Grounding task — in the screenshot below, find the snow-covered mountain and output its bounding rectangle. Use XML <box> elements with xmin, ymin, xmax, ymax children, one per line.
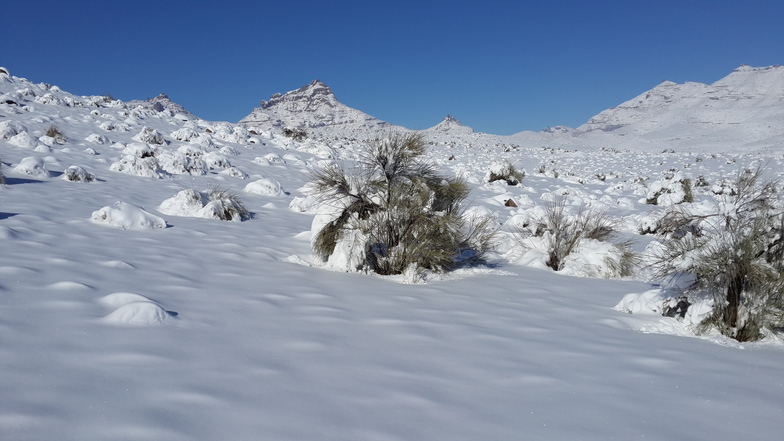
<box><xmin>426</xmin><ymin>114</ymin><xmax>474</xmax><ymax>134</ymax></box>
<box><xmin>566</xmin><ymin>64</ymin><xmax>784</xmax><ymax>151</ymax></box>
<box><xmin>238</xmin><ymin>80</ymin><xmax>399</xmax><ymax>135</ymax></box>
<box><xmin>238</xmin><ymin>65</ymin><xmax>784</xmax><ymax>153</ymax></box>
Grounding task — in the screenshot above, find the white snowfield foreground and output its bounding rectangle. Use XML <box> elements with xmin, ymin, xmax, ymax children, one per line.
<box><xmin>1</xmin><ymin>66</ymin><xmax>783</xmax><ymax>440</ymax></box>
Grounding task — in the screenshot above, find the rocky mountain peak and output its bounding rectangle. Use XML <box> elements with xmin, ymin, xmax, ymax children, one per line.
<box><xmin>427</xmin><ymin>114</ymin><xmax>474</xmax><ymax>134</ymax></box>
<box><xmin>128</xmin><ymin>93</ymin><xmax>194</xmax><ymax>119</ymax></box>
<box><xmin>239</xmin><ymin>80</ymin><xmax>395</xmax><ymax>134</ymax></box>
<box><xmin>259</xmin><ymin>79</ymin><xmax>337</xmax><ymax>111</ymax></box>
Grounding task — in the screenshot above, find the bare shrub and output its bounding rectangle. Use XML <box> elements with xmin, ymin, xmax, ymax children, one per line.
<box><xmin>650</xmin><ymin>167</ymin><xmax>784</xmax><ymax>341</ymax></box>
<box><xmin>311</xmin><ymin>132</ymin><xmax>494</xmax><ymax>275</ymax></box>
<box><xmin>681</xmin><ymin>178</ymin><xmax>695</xmax><ymax>203</ymax></box>
<box><xmin>487</xmin><ymin>162</ymin><xmax>524</xmax><ymax>185</ymax></box>
<box><xmin>517</xmin><ymin>198</ymin><xmax>635</xmax><ymax>277</ymax></box>
<box><xmin>45</xmin><ymin>125</ymin><xmax>65</xmax><ymax>143</ymax></box>
<box><xmin>63</xmin><ymin>165</ymin><xmax>96</xmax><ymax>182</ymax></box>
<box><xmin>283</xmin><ymin>127</ymin><xmax>307</xmax><ymax>142</ymax></box>
<box><xmin>204</xmin><ymin>185</ymin><xmax>250</xmax><ymax>221</ymax></box>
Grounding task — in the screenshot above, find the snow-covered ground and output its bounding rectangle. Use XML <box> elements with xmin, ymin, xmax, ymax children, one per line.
<box><xmin>2</xmin><ymin>68</ymin><xmax>783</xmax><ymax>440</ymax></box>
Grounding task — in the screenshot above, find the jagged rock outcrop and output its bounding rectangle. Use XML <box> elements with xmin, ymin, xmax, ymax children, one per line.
<box><xmin>238</xmin><ymin>80</ymin><xmax>396</xmax><ymax>135</ymax></box>
<box><xmin>128</xmin><ymin>93</ymin><xmax>195</xmax><ymax>120</ymax></box>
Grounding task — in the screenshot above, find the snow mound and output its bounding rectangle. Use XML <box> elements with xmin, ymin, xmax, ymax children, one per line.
<box><xmin>100</xmin><ymin>292</ymin><xmax>176</xmax><ymax>326</ymax></box>
<box><xmin>47</xmin><ymin>281</ymin><xmax>93</xmax><ymax>291</ymax></box>
<box><xmin>13</xmin><ymin>157</ymin><xmax>50</xmax><ymax>178</ymax></box>
<box><xmin>9</xmin><ymin>131</ymin><xmax>38</xmax><ymax>149</ymax></box>
<box><xmin>289</xmin><ymin>195</ymin><xmax>320</xmax><ymax>213</ymax></box>
<box><xmin>244</xmin><ymin>178</ymin><xmax>283</xmax><ymax>196</ymax></box>
<box><xmin>99</xmin><ymin>292</ymin><xmax>159</xmax><ymax>308</ymax></box>
<box><xmin>90</xmin><ymin>201</ymin><xmax>167</xmax><ymax>230</ymax></box>
<box><xmin>103</xmin><ymin>301</ymin><xmax>171</xmax><ymax>325</ymax></box>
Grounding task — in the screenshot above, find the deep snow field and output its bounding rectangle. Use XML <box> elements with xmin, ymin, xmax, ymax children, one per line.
<box><xmin>2</xmin><ymin>71</ymin><xmax>784</xmax><ymax>441</ymax></box>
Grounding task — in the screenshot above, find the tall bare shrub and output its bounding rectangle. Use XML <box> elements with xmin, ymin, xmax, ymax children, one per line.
<box><xmin>311</xmin><ymin>133</ymin><xmax>493</xmax><ymax>275</ymax></box>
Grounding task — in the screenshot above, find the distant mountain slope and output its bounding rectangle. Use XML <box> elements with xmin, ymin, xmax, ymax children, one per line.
<box><xmin>238</xmin><ymin>80</ymin><xmax>399</xmax><ymax>135</ymax></box>
<box><xmin>567</xmin><ymin>65</ymin><xmax>784</xmax><ymax>151</ymax></box>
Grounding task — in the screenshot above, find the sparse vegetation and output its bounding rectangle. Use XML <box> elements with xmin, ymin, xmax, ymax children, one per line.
<box><xmin>45</xmin><ymin>125</ymin><xmax>65</xmax><ymax>143</ymax></box>
<box><xmin>310</xmin><ymin>132</ymin><xmax>493</xmax><ymax>275</ymax></box>
<box><xmin>646</xmin><ymin>173</ymin><xmax>693</xmax><ymax>205</ymax></box>
<box><xmin>487</xmin><ymin>162</ymin><xmax>524</xmax><ymax>185</ymax></box>
<box><xmin>516</xmin><ymin>198</ymin><xmax>636</xmax><ymax>278</ymax></box>
<box><xmin>204</xmin><ymin>186</ymin><xmax>250</xmax><ymax>221</ymax></box>
<box><xmin>283</xmin><ymin>127</ymin><xmax>307</xmax><ymax>142</ymax></box>
<box><xmin>63</xmin><ymin>165</ymin><xmax>96</xmax><ymax>182</ymax></box>
<box><xmin>681</xmin><ymin>177</ymin><xmax>695</xmax><ymax>203</ymax></box>
<box><xmin>650</xmin><ymin>167</ymin><xmax>784</xmax><ymax>341</ymax></box>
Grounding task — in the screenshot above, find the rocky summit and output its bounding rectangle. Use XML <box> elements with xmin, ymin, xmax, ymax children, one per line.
<box><xmin>238</xmin><ymin>80</ymin><xmax>396</xmax><ymax>135</ymax></box>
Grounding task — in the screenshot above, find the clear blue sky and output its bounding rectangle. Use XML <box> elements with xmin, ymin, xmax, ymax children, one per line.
<box><xmin>2</xmin><ymin>0</ymin><xmax>782</xmax><ymax>135</ymax></box>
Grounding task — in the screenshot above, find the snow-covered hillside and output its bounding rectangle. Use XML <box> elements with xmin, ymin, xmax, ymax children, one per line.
<box><xmin>556</xmin><ymin>64</ymin><xmax>784</xmax><ymax>152</ymax></box>
<box><xmin>2</xmin><ymin>66</ymin><xmax>784</xmax><ymax>441</ymax></box>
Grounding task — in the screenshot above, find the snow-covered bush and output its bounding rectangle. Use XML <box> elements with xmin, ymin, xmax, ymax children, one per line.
<box><xmin>158</xmin><ymin>152</ymin><xmax>208</xmax><ymax>175</ymax></box>
<box><xmin>13</xmin><ymin>157</ymin><xmax>50</xmax><ymax>178</ymax></box>
<box><xmin>515</xmin><ymin>199</ymin><xmax>635</xmax><ymax>278</ymax></box>
<box><xmin>62</xmin><ymin>165</ymin><xmax>96</xmax><ymax>182</ymax></box>
<box><xmin>99</xmin><ymin>121</ymin><xmax>129</xmax><ymax>132</ymax></box>
<box><xmin>645</xmin><ymin>173</ymin><xmax>694</xmax><ymax>206</ymax></box>
<box><xmin>258</xmin><ymin>153</ymin><xmax>284</xmax><ymax>165</ymax></box>
<box><xmin>486</xmin><ymin>161</ymin><xmax>524</xmax><ymax>186</ymax></box>
<box><xmin>0</xmin><ymin>120</ymin><xmax>26</xmax><ymax>139</ymax></box>
<box><xmin>203</xmin><ymin>152</ymin><xmax>231</xmax><ymax>170</ymax></box>
<box><xmin>9</xmin><ymin>131</ymin><xmax>37</xmax><ymax>149</ymax></box>
<box><xmin>133</xmin><ymin>126</ymin><xmax>166</xmax><ymax>145</ymax></box>
<box><xmin>201</xmin><ymin>187</ymin><xmax>250</xmax><ymax>221</ymax></box>
<box><xmin>310</xmin><ymin>133</ymin><xmax>493</xmax><ymax>275</ymax></box>
<box><xmin>44</xmin><ymin>125</ymin><xmax>65</xmax><ymax>143</ymax></box>
<box><xmin>0</xmin><ymin>157</ymin><xmax>4</xmax><ymax>185</ymax></box>
<box><xmin>85</xmin><ymin>133</ymin><xmax>109</xmax><ymax>144</ymax></box>
<box><xmin>123</xmin><ymin>142</ymin><xmax>156</xmax><ymax>158</ymax></box>
<box><xmin>159</xmin><ymin>187</ymin><xmax>249</xmax><ymax>222</ymax></box>
<box><xmin>109</xmin><ymin>155</ymin><xmax>163</xmax><ymax>179</ymax></box>
<box><xmin>220</xmin><ymin>167</ymin><xmax>248</xmax><ymax>179</ymax></box>
<box><xmin>170</xmin><ymin>127</ymin><xmax>199</xmax><ymax>142</ymax></box>
<box><xmin>649</xmin><ymin>167</ymin><xmax>784</xmax><ymax>341</ymax></box>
